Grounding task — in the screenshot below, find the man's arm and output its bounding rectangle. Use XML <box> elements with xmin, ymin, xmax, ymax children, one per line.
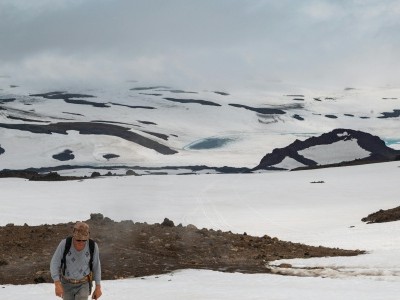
<box><xmin>91</xmin><ymin>242</ymin><xmax>102</xmax><ymax>299</ymax></box>
<box><xmin>50</xmin><ymin>240</ymin><xmax>66</xmax><ymax>298</ymax></box>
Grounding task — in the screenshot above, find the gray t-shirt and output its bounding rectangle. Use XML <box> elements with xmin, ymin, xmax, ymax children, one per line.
<box><xmin>50</xmin><ymin>239</ymin><xmax>101</xmax><ymax>285</ymax></box>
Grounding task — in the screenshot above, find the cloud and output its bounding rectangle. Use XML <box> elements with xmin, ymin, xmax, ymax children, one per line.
<box><xmin>1</xmin><ymin>0</ymin><xmax>400</xmax><ymax>90</ymax></box>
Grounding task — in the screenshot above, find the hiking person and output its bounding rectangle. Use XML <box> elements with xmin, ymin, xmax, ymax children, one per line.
<box><xmin>50</xmin><ymin>221</ymin><xmax>102</xmax><ymax>299</ymax></box>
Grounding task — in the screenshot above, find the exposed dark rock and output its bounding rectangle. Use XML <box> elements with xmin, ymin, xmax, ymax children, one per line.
<box><xmin>52</xmin><ymin>149</ymin><xmax>75</xmax><ymax>161</ymax></box>
<box><xmin>141</xmin><ymin>130</ymin><xmax>169</xmax><ymax>140</ymax></box>
<box><xmin>0</xmin><ymin>170</ymin><xmax>81</xmax><ymax>181</ymax></box>
<box><xmin>362</xmin><ymin>206</ymin><xmax>400</xmax><ymax>223</ymax></box>
<box><xmin>254</xmin><ymin>128</ymin><xmax>400</xmax><ymax>171</ymax></box>
<box><xmin>163</xmin><ymin>90</ymin><xmax>197</xmax><ymax>94</ymax></box>
<box><xmin>62</xmin><ymin>112</ymin><xmax>85</xmax><ymax>116</ymax></box>
<box><xmin>214</xmin><ymin>91</ymin><xmax>230</xmax><ymax>96</ymax></box>
<box><xmin>138</xmin><ymin>120</ymin><xmax>157</xmax><ymax>125</ymax></box>
<box><xmin>130</xmin><ymin>86</ymin><xmax>169</xmax><ymax>90</ymax></box>
<box><xmin>163</xmin><ymin>98</ymin><xmax>221</xmax><ymax>107</ymax></box>
<box><xmin>229</xmin><ymin>104</ymin><xmax>286</xmax><ymax>115</ymax></box>
<box><xmin>344</xmin><ymin>114</ymin><xmax>354</xmax><ymax>117</ymax></box>
<box><xmin>91</xmin><ymin>171</ymin><xmax>101</xmax><ymax>178</ymax></box>
<box><xmin>90</xmin><ymin>213</ymin><xmax>104</xmax><ymax>221</ymax></box>
<box><xmin>0</xmin><ymin>98</ymin><xmax>16</xmax><ymax>103</ymax></box>
<box><xmin>110</xmin><ymin>102</ymin><xmax>156</xmax><ymax>109</ymax></box>
<box><xmin>126</xmin><ymin>169</ymin><xmax>139</xmax><ymax>176</ymax></box>
<box><xmin>292</xmin><ymin>98</ymin><xmax>304</xmax><ymax>101</ymax></box>
<box><xmin>378</xmin><ymin>109</ymin><xmax>400</xmax><ymax>118</ymax></box>
<box><xmin>30</xmin><ymin>92</ymin><xmax>96</xmax><ymax>99</ymax></box>
<box><xmin>292</xmin><ymin>114</ymin><xmax>304</xmax><ymax>121</ymax></box>
<box><xmin>161</xmin><ymin>218</ymin><xmax>175</xmax><ymax>227</ymax></box>
<box><xmin>64</xmin><ymin>99</ymin><xmax>110</xmax><ymax>108</ymax></box>
<box><xmin>103</xmin><ymin>154</ymin><xmax>120</xmax><ymax>160</ymax></box>
<box><xmin>7</xmin><ymin>116</ymin><xmax>49</xmax><ymax>123</ymax></box>
<box><xmin>0</xmin><ymin>122</ymin><xmax>178</xmax><ymax>155</ymax></box>
<box><xmin>0</xmin><ymin>145</ymin><xmax>4</xmax><ymax>155</ymax></box>
<box><xmin>138</xmin><ymin>93</ymin><xmax>163</xmax><ymax>96</ymax></box>
<box><xmin>325</xmin><ymin>114</ymin><xmax>338</xmax><ymax>119</ymax></box>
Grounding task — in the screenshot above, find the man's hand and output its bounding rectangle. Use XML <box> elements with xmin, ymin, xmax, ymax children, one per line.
<box><xmin>92</xmin><ymin>285</ymin><xmax>102</xmax><ymax>299</ymax></box>
<box><xmin>54</xmin><ymin>281</ymin><xmax>63</xmax><ymax>298</ymax></box>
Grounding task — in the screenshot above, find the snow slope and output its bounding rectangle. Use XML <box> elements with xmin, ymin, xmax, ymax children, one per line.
<box><xmin>1</xmin><ymin>161</ymin><xmax>400</xmax><ymax>299</ymax></box>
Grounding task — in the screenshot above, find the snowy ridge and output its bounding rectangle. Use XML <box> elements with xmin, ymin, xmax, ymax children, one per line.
<box><xmin>1</xmin><ymin>84</ymin><xmax>400</xmax><ymax>176</ymax></box>
<box><xmin>255</xmin><ymin>129</ymin><xmax>400</xmax><ymax>171</ymax></box>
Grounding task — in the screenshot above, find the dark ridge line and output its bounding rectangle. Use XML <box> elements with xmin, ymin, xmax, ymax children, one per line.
<box><xmin>1</xmin><ymin>165</ymin><xmax>252</xmax><ymax>174</ymax></box>
<box><xmin>63</xmin><ymin>112</ymin><xmax>85</xmax><ymax>116</ymax></box>
<box><xmin>30</xmin><ymin>92</ymin><xmax>96</xmax><ymax>99</ymax></box>
<box><xmin>158</xmin><ymin>90</ymin><xmax>198</xmax><ymax>94</ymax></box>
<box><xmin>0</xmin><ymin>98</ymin><xmax>16</xmax><ymax>103</ymax></box>
<box><xmin>64</xmin><ymin>99</ymin><xmax>110</xmax><ymax>108</ymax></box>
<box><xmin>6</xmin><ymin>116</ymin><xmax>49</xmax><ymax>123</ymax></box>
<box><xmin>91</xmin><ymin>120</ymin><xmax>140</xmax><ymax>127</ymax></box>
<box><xmin>138</xmin><ymin>120</ymin><xmax>157</xmax><ymax>125</ymax></box>
<box><xmin>163</xmin><ymin>98</ymin><xmax>221</xmax><ymax>107</ymax></box>
<box><xmin>344</xmin><ymin>114</ymin><xmax>354</xmax><ymax>117</ymax></box>
<box><xmin>138</xmin><ymin>93</ymin><xmax>163</xmax><ymax>96</ymax></box>
<box><xmin>286</xmin><ymin>94</ymin><xmax>304</xmax><ymax>97</ymax></box>
<box><xmin>213</xmin><ymin>91</ymin><xmax>230</xmax><ymax>96</ymax></box>
<box><xmin>229</xmin><ymin>103</ymin><xmax>286</xmax><ymax>115</ymax></box>
<box><xmin>110</xmin><ymin>102</ymin><xmax>156</xmax><ymax>109</ymax></box>
<box><xmin>0</xmin><ymin>122</ymin><xmax>177</xmax><ymax>155</ymax></box>
<box><xmin>292</xmin><ymin>98</ymin><xmax>304</xmax><ymax>101</ymax></box>
<box><xmin>130</xmin><ymin>86</ymin><xmax>169</xmax><ymax>91</ymax></box>
<box><xmin>141</xmin><ymin>130</ymin><xmax>169</xmax><ymax>140</ymax></box>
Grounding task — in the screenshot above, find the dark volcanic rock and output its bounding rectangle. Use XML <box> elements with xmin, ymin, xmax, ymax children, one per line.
<box><xmin>325</xmin><ymin>114</ymin><xmax>338</xmax><ymax>119</ymax></box>
<box><xmin>292</xmin><ymin>114</ymin><xmax>304</xmax><ymax>121</ymax></box>
<box><xmin>254</xmin><ymin>128</ymin><xmax>400</xmax><ymax>171</ymax></box>
<box><xmin>0</xmin><ymin>98</ymin><xmax>16</xmax><ymax>103</ymax></box>
<box><xmin>53</xmin><ymin>149</ymin><xmax>75</xmax><ymax>161</ymax></box>
<box><xmin>0</xmin><ymin>145</ymin><xmax>4</xmax><ymax>155</ymax></box>
<box><xmin>362</xmin><ymin>206</ymin><xmax>400</xmax><ymax>223</ymax></box>
<box><xmin>229</xmin><ymin>104</ymin><xmax>286</xmax><ymax>115</ymax></box>
<box><xmin>103</xmin><ymin>154</ymin><xmax>120</xmax><ymax>160</ymax></box>
<box><xmin>110</xmin><ymin>102</ymin><xmax>156</xmax><ymax>110</ymax></box>
<box><xmin>0</xmin><ymin>122</ymin><xmax>178</xmax><ymax>155</ymax></box>
<box><xmin>163</xmin><ymin>98</ymin><xmax>221</xmax><ymax>107</ymax></box>
<box><xmin>378</xmin><ymin>109</ymin><xmax>400</xmax><ymax>118</ymax></box>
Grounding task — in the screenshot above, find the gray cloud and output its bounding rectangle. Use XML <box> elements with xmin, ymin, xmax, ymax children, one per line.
<box><xmin>1</xmin><ymin>0</ymin><xmax>400</xmax><ymax>90</ymax></box>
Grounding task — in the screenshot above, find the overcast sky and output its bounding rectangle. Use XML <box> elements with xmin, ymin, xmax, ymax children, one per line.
<box><xmin>1</xmin><ymin>0</ymin><xmax>400</xmax><ymax>90</ymax></box>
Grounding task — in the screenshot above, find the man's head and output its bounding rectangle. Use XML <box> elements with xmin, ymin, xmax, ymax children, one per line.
<box><xmin>73</xmin><ymin>221</ymin><xmax>90</xmax><ymax>241</ymax></box>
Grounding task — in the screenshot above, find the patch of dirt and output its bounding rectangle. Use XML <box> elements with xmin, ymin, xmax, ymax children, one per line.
<box><xmin>362</xmin><ymin>206</ymin><xmax>400</xmax><ymax>223</ymax></box>
<box><xmin>0</xmin><ymin>215</ymin><xmax>365</xmax><ymax>285</ymax></box>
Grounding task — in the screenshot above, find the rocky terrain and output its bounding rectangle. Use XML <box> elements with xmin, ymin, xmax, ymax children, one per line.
<box><xmin>362</xmin><ymin>206</ymin><xmax>400</xmax><ymax>223</ymax></box>
<box><xmin>0</xmin><ymin>214</ymin><xmax>364</xmax><ymax>285</ymax></box>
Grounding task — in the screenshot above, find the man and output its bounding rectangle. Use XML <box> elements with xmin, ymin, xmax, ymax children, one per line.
<box><xmin>50</xmin><ymin>221</ymin><xmax>102</xmax><ymax>299</ymax></box>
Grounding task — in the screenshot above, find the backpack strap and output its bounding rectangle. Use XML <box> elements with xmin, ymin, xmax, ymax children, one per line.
<box><xmin>88</xmin><ymin>239</ymin><xmax>95</xmax><ymax>271</ymax></box>
<box><xmin>61</xmin><ymin>236</ymin><xmax>73</xmax><ymax>275</ymax></box>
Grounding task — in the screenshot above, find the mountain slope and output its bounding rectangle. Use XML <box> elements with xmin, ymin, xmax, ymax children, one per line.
<box><xmin>254</xmin><ymin>129</ymin><xmax>400</xmax><ymax>171</ymax></box>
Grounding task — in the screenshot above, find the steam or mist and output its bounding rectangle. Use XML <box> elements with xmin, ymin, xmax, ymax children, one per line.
<box><xmin>1</xmin><ymin>0</ymin><xmax>400</xmax><ymax>90</ymax></box>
